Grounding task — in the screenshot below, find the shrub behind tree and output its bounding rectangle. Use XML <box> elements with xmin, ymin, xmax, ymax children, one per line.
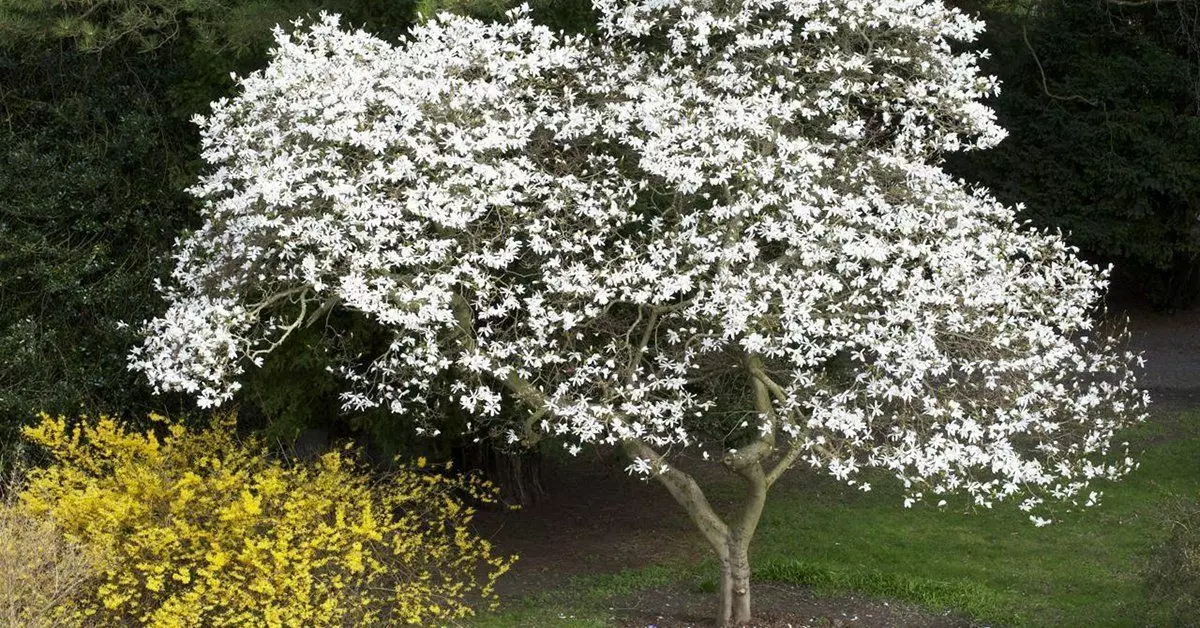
<box><xmin>950</xmin><ymin>0</ymin><xmax>1200</xmax><ymax>308</ymax></box>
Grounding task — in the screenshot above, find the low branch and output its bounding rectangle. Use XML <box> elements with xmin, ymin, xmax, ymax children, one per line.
<box><xmin>723</xmin><ymin>354</ymin><xmax>779</xmax><ymax>470</ymax></box>
<box><xmin>505</xmin><ymin>369</ymin><xmax>550</xmax><ymax>414</ymax></box>
<box><xmin>304</xmin><ymin>295</ymin><xmax>340</xmax><ymax>328</ymax></box>
<box><xmin>246</xmin><ymin>286</ymin><xmax>307</xmax><ymax>318</ymax></box>
<box><xmin>623</xmin><ymin>439</ymin><xmax>730</xmax><ymax>552</ymax></box>
<box><xmin>750</xmin><ymin>367</ymin><xmax>790</xmax><ymax>405</ymax></box>
<box><xmin>650</xmin><ymin>297</ymin><xmax>695</xmax><ymax>314</ymax></box>
<box><xmin>765</xmin><ymin>443</ymin><xmax>804</xmax><ymax>487</ymax></box>
<box><xmin>248</xmin><ymin>291</ymin><xmax>310</xmax><ymax>359</ymax></box>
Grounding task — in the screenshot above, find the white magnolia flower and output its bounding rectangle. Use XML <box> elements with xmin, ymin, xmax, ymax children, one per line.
<box><xmin>133</xmin><ymin>0</ymin><xmax>1146</xmax><ymax>519</ymax></box>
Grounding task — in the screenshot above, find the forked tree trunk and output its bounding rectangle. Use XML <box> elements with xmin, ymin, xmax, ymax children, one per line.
<box><xmin>622</xmin><ymin>440</ymin><xmax>768</xmax><ymax>627</ymax></box>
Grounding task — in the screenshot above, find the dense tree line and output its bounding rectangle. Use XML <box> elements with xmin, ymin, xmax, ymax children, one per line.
<box><xmin>0</xmin><ymin>0</ymin><xmax>422</xmax><ymax>449</ymax></box>
<box><xmin>952</xmin><ymin>0</ymin><xmax>1200</xmax><ymax>308</ymax></box>
<box><xmin>0</xmin><ymin>0</ymin><xmax>1194</xmax><ymax>450</ymax></box>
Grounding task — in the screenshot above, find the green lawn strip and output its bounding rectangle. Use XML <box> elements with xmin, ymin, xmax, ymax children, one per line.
<box><xmin>748</xmin><ymin>414</ymin><xmax>1199</xmax><ymax>627</ymax></box>
<box><xmin>470</xmin><ymin>565</ymin><xmax>686</xmax><ymax>627</ymax></box>
<box><xmin>474</xmin><ymin>412</ymin><xmax>1197</xmax><ymax>627</ymax></box>
<box><xmin>688</xmin><ymin>556</ymin><xmax>1005</xmax><ymax>621</ymax></box>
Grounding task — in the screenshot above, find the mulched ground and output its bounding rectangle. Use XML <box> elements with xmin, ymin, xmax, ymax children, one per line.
<box><xmin>1120</xmin><ymin>300</ymin><xmax>1200</xmax><ymax>411</ymax></box>
<box><xmin>473</xmin><ymin>294</ymin><xmax>1199</xmax><ymax>627</ymax></box>
<box><xmin>474</xmin><ymin>448</ymin><xmax>706</xmax><ymax>600</ymax></box>
<box><xmin>614</xmin><ymin>582</ymin><xmax>976</xmax><ymax>627</ymax></box>
<box><xmin>473</xmin><ymin>450</ymin><xmax>986</xmax><ymax>627</ymax></box>
<box><xmin>473</xmin><ymin>452</ymin><xmax>982</xmax><ymax>627</ymax></box>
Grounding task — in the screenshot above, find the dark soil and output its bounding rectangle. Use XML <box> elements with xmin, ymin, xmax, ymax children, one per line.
<box><xmin>615</xmin><ymin>582</ymin><xmax>975</xmax><ymax>627</ymax></box>
<box><xmin>473</xmin><ymin>298</ymin><xmax>1199</xmax><ymax>627</ymax></box>
<box><xmin>475</xmin><ymin>448</ymin><xmax>706</xmax><ymax>600</ymax></box>
<box><xmin>473</xmin><ymin>452</ymin><xmax>980</xmax><ymax>627</ymax></box>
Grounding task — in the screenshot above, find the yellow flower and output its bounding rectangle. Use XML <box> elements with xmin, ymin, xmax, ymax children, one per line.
<box><xmin>19</xmin><ymin>413</ymin><xmax>517</xmax><ymax>626</ymax></box>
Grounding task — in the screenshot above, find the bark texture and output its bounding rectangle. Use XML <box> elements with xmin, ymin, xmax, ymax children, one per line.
<box><xmin>623</xmin><ymin>439</ymin><xmax>770</xmax><ymax>627</ymax></box>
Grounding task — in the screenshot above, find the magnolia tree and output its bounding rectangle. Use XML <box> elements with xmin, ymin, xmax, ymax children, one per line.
<box><xmin>132</xmin><ymin>1</ymin><xmax>1149</xmax><ymax>624</ymax></box>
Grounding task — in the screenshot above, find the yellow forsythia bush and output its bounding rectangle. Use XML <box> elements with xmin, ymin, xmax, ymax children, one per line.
<box><xmin>19</xmin><ymin>413</ymin><xmax>516</xmax><ymax>627</ymax></box>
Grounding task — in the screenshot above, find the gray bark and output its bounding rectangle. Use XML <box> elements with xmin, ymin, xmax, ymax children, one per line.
<box><xmin>623</xmin><ymin>439</ymin><xmax>769</xmax><ymax>627</ymax></box>
<box><xmin>720</xmin><ymin>533</ymin><xmax>753</xmax><ymax>625</ymax></box>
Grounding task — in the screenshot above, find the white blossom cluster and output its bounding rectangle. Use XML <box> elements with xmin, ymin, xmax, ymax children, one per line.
<box><xmin>132</xmin><ymin>0</ymin><xmax>1148</xmax><ymax>513</ymax></box>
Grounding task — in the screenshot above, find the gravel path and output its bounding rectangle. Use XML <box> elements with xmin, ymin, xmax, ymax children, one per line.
<box><xmin>1119</xmin><ymin>302</ymin><xmax>1200</xmax><ymax>411</ymax></box>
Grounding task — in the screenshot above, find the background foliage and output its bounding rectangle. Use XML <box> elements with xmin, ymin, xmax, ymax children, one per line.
<box><xmin>0</xmin><ymin>42</ymin><xmax>196</xmax><ymax>445</ymax></box>
<box><xmin>0</xmin><ymin>0</ymin><xmax>420</xmax><ymax>449</ymax></box>
<box><xmin>950</xmin><ymin>0</ymin><xmax>1200</xmax><ymax>308</ymax></box>
<box><xmin>1</xmin><ymin>0</ymin><xmax>1197</xmax><ymax>453</ymax></box>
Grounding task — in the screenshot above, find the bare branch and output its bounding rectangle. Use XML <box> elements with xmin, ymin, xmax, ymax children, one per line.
<box><xmin>1022</xmin><ymin>25</ymin><xmax>1103</xmax><ymax>107</ymax></box>
<box><xmin>765</xmin><ymin>444</ymin><xmax>804</xmax><ymax>488</ymax></box>
<box><xmin>723</xmin><ymin>354</ymin><xmax>779</xmax><ymax>470</ymax></box>
<box><xmin>622</xmin><ymin>439</ymin><xmax>730</xmax><ymax>552</ymax></box>
<box><xmin>246</xmin><ymin>286</ymin><xmax>307</xmax><ymax>318</ymax></box>
<box><xmin>248</xmin><ymin>290</ymin><xmax>311</xmax><ymax>359</ymax></box>
<box><xmin>304</xmin><ymin>295</ymin><xmax>340</xmax><ymax>328</ymax></box>
<box><xmin>625</xmin><ymin>308</ymin><xmax>659</xmax><ymax>382</ymax></box>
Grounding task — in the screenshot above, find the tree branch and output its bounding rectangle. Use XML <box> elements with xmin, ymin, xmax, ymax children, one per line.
<box><xmin>765</xmin><ymin>443</ymin><xmax>804</xmax><ymax>488</ymax></box>
<box><xmin>248</xmin><ymin>289</ymin><xmax>311</xmax><ymax>359</ymax></box>
<box><xmin>304</xmin><ymin>295</ymin><xmax>340</xmax><ymax>328</ymax></box>
<box><xmin>246</xmin><ymin>286</ymin><xmax>308</xmax><ymax>318</ymax></box>
<box><xmin>723</xmin><ymin>354</ymin><xmax>779</xmax><ymax>470</ymax></box>
<box><xmin>733</xmin><ymin>461</ymin><xmax>768</xmax><ymax>542</ymax></box>
<box><xmin>624</xmin><ymin>307</ymin><xmax>658</xmax><ymax>382</ymax></box>
<box><xmin>622</xmin><ymin>439</ymin><xmax>730</xmax><ymax>552</ymax></box>
<box><xmin>1022</xmin><ymin>25</ymin><xmax>1103</xmax><ymax>107</ymax></box>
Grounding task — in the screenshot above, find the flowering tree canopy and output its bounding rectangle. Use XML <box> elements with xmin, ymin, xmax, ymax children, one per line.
<box><xmin>132</xmin><ymin>1</ymin><xmax>1148</xmax><ymax>623</ymax></box>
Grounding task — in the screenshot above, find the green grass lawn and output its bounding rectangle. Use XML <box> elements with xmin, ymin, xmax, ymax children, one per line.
<box><xmin>746</xmin><ymin>416</ymin><xmax>1198</xmax><ymax>626</ymax></box>
<box><xmin>474</xmin><ymin>410</ymin><xmax>1200</xmax><ymax>627</ymax></box>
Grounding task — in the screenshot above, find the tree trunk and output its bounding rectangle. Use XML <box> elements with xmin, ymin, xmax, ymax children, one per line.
<box><xmin>719</xmin><ymin>533</ymin><xmax>753</xmax><ymax>626</ymax></box>
<box><xmin>622</xmin><ymin>439</ymin><xmax>770</xmax><ymax>627</ymax></box>
<box><xmin>455</xmin><ymin>441</ymin><xmax>546</xmax><ymax>506</ymax></box>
